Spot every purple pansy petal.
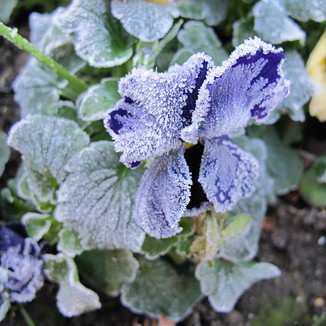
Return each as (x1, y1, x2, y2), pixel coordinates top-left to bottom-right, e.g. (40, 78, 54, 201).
(134, 147, 192, 239)
(199, 137, 259, 213)
(105, 53, 214, 167)
(0, 225, 44, 303)
(181, 37, 289, 143)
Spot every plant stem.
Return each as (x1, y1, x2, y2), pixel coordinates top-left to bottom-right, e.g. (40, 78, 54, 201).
(0, 22, 88, 99)
(19, 305, 36, 326)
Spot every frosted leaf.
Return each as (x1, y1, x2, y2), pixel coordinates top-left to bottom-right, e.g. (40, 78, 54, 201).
(181, 37, 289, 144)
(170, 48, 193, 65)
(0, 0, 17, 23)
(57, 229, 83, 257)
(142, 235, 178, 260)
(196, 259, 280, 313)
(176, 0, 207, 20)
(22, 213, 51, 241)
(274, 50, 315, 122)
(44, 254, 101, 317)
(56, 0, 132, 67)
(121, 257, 201, 321)
(111, 0, 173, 42)
(202, 0, 227, 26)
(177, 21, 228, 65)
(0, 225, 44, 303)
(0, 131, 10, 177)
(253, 0, 306, 44)
(76, 249, 139, 296)
(199, 137, 259, 213)
(7, 115, 90, 200)
(134, 148, 192, 239)
(248, 125, 303, 195)
(284, 0, 326, 22)
(77, 78, 120, 121)
(232, 17, 255, 47)
(55, 141, 145, 252)
(105, 53, 213, 167)
(0, 295, 10, 322)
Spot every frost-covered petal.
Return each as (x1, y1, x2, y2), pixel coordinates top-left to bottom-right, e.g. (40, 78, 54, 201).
(0, 225, 43, 303)
(134, 148, 192, 239)
(181, 37, 289, 143)
(105, 53, 214, 167)
(199, 137, 259, 213)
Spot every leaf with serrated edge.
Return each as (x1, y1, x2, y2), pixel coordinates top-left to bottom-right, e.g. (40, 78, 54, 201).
(121, 257, 201, 321)
(8, 115, 90, 201)
(55, 141, 145, 252)
(77, 78, 120, 121)
(44, 254, 101, 317)
(0, 131, 10, 177)
(76, 249, 139, 296)
(142, 236, 178, 260)
(111, 0, 174, 42)
(56, 0, 132, 67)
(22, 213, 51, 241)
(196, 259, 280, 313)
(253, 0, 305, 44)
(177, 21, 227, 65)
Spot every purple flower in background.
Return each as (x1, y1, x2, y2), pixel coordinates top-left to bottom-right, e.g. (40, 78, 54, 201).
(0, 223, 44, 303)
(105, 37, 289, 239)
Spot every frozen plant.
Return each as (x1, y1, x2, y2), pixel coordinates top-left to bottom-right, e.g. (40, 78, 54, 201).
(105, 37, 289, 238)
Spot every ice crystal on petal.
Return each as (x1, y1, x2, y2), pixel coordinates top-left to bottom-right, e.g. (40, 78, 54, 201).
(199, 137, 259, 213)
(0, 225, 44, 303)
(105, 53, 214, 167)
(181, 37, 289, 143)
(134, 148, 192, 239)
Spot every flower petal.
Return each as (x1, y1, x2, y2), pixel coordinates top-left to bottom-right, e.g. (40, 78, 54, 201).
(134, 148, 192, 239)
(105, 53, 214, 167)
(181, 37, 290, 143)
(199, 137, 259, 212)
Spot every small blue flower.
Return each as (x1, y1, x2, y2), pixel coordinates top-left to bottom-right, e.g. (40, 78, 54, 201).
(0, 224, 44, 303)
(105, 37, 289, 238)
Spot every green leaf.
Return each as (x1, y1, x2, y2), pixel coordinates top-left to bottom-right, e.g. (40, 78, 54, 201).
(284, 0, 326, 22)
(55, 141, 145, 252)
(142, 236, 178, 260)
(232, 16, 255, 46)
(22, 213, 52, 241)
(44, 254, 101, 317)
(77, 78, 120, 121)
(8, 115, 90, 201)
(111, 0, 174, 42)
(121, 257, 201, 321)
(58, 228, 83, 257)
(273, 50, 315, 122)
(253, 0, 305, 44)
(248, 125, 303, 194)
(196, 259, 281, 313)
(76, 249, 139, 296)
(0, 0, 17, 23)
(299, 156, 326, 208)
(177, 0, 207, 20)
(202, 0, 227, 26)
(177, 21, 228, 65)
(57, 0, 133, 67)
(0, 131, 10, 177)
(170, 48, 193, 65)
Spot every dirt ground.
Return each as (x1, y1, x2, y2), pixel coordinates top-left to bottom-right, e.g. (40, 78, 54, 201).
(1, 21, 326, 326)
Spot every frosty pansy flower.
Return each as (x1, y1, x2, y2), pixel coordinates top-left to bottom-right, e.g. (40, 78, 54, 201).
(0, 223, 44, 303)
(105, 37, 289, 238)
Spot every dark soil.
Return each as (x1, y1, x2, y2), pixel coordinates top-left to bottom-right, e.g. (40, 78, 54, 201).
(1, 20, 326, 326)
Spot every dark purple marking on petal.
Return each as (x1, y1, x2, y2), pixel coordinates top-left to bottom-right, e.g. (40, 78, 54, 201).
(130, 161, 141, 168)
(182, 61, 209, 122)
(124, 96, 134, 104)
(184, 143, 208, 210)
(234, 50, 285, 86)
(107, 108, 131, 134)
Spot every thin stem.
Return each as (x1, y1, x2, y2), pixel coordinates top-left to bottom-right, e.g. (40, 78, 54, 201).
(0, 22, 88, 99)
(19, 304, 36, 326)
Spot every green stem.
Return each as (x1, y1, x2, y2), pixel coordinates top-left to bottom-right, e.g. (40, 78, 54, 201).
(0, 22, 88, 100)
(19, 305, 36, 326)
